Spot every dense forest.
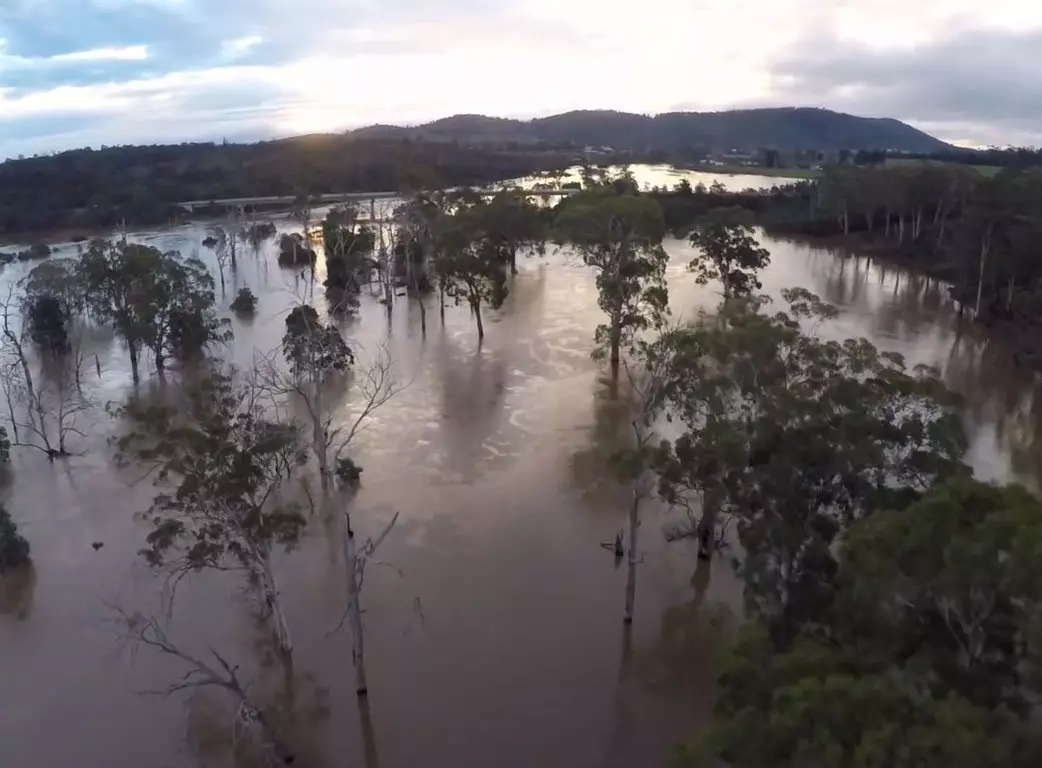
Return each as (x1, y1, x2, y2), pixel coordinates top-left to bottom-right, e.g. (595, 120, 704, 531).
(0, 137, 571, 236)
(351, 107, 952, 153)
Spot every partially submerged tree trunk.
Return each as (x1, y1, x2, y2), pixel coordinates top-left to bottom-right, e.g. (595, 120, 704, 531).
(118, 611, 295, 764)
(128, 343, 141, 385)
(472, 298, 484, 341)
(609, 320, 622, 383)
(976, 230, 992, 317)
(344, 520, 368, 696)
(623, 488, 640, 624)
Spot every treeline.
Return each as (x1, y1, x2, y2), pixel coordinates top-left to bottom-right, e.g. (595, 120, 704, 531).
(645, 163, 1042, 367)
(855, 146, 1042, 169)
(0, 137, 571, 236)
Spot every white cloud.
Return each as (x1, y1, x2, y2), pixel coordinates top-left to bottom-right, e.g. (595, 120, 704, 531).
(0, 42, 148, 71)
(220, 35, 262, 60)
(5, 0, 1042, 155)
(51, 45, 149, 62)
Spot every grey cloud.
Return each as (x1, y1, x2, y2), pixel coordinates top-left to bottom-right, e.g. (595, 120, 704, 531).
(754, 27, 1042, 146)
(1, 71, 297, 156)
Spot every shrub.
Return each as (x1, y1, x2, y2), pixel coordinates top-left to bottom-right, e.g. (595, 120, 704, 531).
(335, 456, 363, 488)
(0, 425, 9, 462)
(230, 287, 258, 314)
(277, 233, 317, 266)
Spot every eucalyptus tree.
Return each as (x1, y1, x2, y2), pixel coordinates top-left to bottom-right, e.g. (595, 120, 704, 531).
(555, 181, 669, 382)
(0, 284, 90, 458)
(322, 206, 375, 313)
(839, 475, 1042, 713)
(118, 610, 295, 764)
(115, 367, 308, 661)
(687, 206, 771, 298)
(439, 206, 510, 342)
(80, 239, 218, 383)
(652, 290, 966, 629)
(260, 302, 403, 696)
(611, 337, 674, 623)
(684, 625, 1037, 768)
(205, 226, 231, 293)
(479, 187, 547, 275)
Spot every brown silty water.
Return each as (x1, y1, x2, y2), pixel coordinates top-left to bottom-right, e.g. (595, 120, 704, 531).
(2, 169, 1040, 768)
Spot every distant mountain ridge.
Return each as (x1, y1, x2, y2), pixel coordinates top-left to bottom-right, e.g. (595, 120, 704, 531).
(348, 108, 953, 154)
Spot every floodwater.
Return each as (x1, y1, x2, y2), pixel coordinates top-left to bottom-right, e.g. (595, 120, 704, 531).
(2, 168, 1040, 768)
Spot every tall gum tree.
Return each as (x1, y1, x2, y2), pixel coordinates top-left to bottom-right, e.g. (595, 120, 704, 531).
(653, 289, 966, 629)
(115, 368, 308, 662)
(687, 206, 771, 299)
(555, 182, 670, 382)
(260, 302, 403, 695)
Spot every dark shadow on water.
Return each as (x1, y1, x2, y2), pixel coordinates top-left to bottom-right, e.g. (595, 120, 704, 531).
(433, 331, 509, 482)
(568, 378, 634, 510)
(634, 557, 732, 694)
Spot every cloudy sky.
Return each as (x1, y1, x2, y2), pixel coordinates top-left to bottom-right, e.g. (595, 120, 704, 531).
(2, 0, 1041, 157)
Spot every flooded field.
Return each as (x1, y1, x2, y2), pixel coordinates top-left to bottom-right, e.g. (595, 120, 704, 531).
(2, 168, 1039, 768)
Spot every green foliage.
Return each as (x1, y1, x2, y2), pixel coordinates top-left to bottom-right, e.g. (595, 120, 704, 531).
(555, 180, 670, 376)
(277, 233, 316, 267)
(436, 198, 514, 339)
(80, 239, 225, 380)
(472, 188, 547, 273)
(322, 207, 375, 310)
(687, 206, 771, 297)
(24, 258, 86, 319)
(282, 305, 354, 377)
(114, 369, 308, 572)
(229, 287, 258, 314)
(687, 477, 1042, 766)
(654, 289, 966, 630)
(838, 475, 1042, 712)
(0, 505, 30, 573)
(335, 456, 363, 488)
(684, 626, 1035, 768)
(26, 294, 70, 357)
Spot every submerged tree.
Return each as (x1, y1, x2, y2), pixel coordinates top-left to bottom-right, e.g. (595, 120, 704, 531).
(439, 211, 510, 342)
(653, 290, 966, 631)
(476, 188, 547, 275)
(610, 338, 673, 623)
(322, 207, 375, 312)
(118, 610, 296, 764)
(115, 368, 308, 661)
(1, 285, 91, 458)
(80, 239, 225, 382)
(261, 303, 403, 695)
(230, 287, 258, 315)
(0, 505, 31, 573)
(687, 206, 771, 298)
(556, 182, 669, 381)
(205, 226, 231, 293)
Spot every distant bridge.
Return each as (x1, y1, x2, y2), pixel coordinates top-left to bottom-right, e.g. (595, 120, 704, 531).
(176, 188, 577, 213)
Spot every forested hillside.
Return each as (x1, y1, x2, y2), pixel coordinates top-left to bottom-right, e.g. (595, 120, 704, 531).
(0, 137, 569, 236)
(350, 107, 954, 153)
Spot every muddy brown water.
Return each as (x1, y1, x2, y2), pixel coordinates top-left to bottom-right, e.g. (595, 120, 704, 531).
(2, 168, 1040, 768)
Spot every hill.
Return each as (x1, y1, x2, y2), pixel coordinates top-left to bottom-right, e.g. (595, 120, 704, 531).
(0, 136, 570, 238)
(348, 108, 953, 154)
